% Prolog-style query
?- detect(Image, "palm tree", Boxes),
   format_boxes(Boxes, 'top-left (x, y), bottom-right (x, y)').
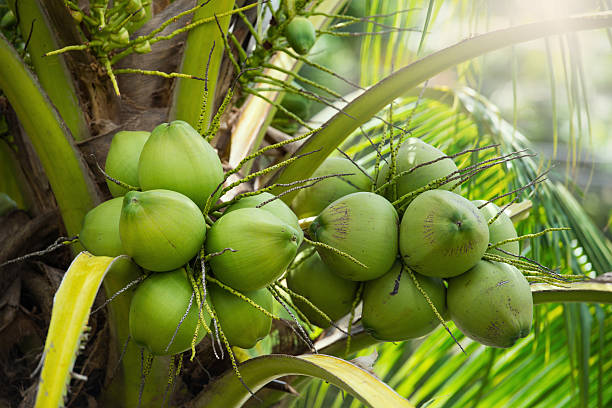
top-left (0, 1), bottom-right (610, 407)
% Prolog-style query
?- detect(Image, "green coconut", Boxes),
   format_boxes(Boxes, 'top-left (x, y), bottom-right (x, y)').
top-left (129, 268), bottom-right (210, 355)
top-left (286, 250), bottom-right (359, 328)
top-left (309, 192), bottom-right (398, 281)
top-left (225, 192), bottom-right (303, 246)
top-left (362, 262), bottom-right (447, 341)
top-left (104, 130), bottom-right (150, 197)
top-left (375, 138), bottom-right (460, 200)
top-left (447, 260), bottom-right (533, 348)
top-left (120, 189), bottom-right (206, 272)
top-left (473, 200), bottom-right (520, 257)
top-left (138, 120), bottom-right (223, 209)
top-left (206, 208), bottom-right (299, 291)
top-left (79, 197), bottom-right (124, 257)
top-left (291, 157), bottom-right (372, 219)
top-left (209, 284), bottom-right (273, 349)
top-left (400, 189), bottom-right (489, 278)
top-left (285, 17), bottom-right (316, 55)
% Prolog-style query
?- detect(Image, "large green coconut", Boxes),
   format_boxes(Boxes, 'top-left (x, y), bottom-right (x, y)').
top-left (129, 268), bottom-right (210, 355)
top-left (473, 200), bottom-right (520, 257)
top-left (292, 157), bottom-right (372, 218)
top-left (138, 120), bottom-right (223, 209)
top-left (209, 284), bottom-right (273, 349)
top-left (309, 192), bottom-right (398, 281)
top-left (375, 138), bottom-right (460, 200)
top-left (285, 17), bottom-right (316, 55)
top-left (206, 208), bottom-right (299, 291)
top-left (79, 197), bottom-right (124, 257)
top-left (400, 189), bottom-right (489, 278)
top-left (120, 189), bottom-right (206, 272)
top-left (362, 262), bottom-right (447, 341)
top-left (225, 192), bottom-right (303, 246)
top-left (104, 130), bottom-right (150, 197)
top-left (286, 250), bottom-right (359, 328)
top-left (447, 260), bottom-right (533, 348)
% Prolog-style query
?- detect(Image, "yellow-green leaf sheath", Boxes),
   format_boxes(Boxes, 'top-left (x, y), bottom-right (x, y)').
top-left (209, 285), bottom-right (273, 349)
top-left (105, 130), bottom-right (150, 197)
top-left (362, 262), bottom-right (446, 341)
top-left (447, 261), bottom-right (533, 348)
top-left (400, 190), bottom-right (489, 278)
top-left (120, 190), bottom-right (206, 271)
top-left (138, 121), bottom-right (223, 209)
top-left (309, 192), bottom-right (398, 281)
top-left (79, 197), bottom-right (124, 257)
top-left (129, 268), bottom-right (210, 355)
top-left (206, 208), bottom-right (299, 291)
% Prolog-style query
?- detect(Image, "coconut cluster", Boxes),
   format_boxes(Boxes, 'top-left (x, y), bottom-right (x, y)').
top-left (79, 121), bottom-right (287, 355)
top-left (288, 138), bottom-right (533, 348)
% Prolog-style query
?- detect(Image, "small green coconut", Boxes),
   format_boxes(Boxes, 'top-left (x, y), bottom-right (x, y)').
top-left (80, 197), bottom-right (124, 257)
top-left (286, 250), bottom-right (359, 328)
top-left (400, 190), bottom-right (489, 278)
top-left (291, 157), bottom-right (372, 219)
top-left (285, 17), bottom-right (316, 55)
top-left (225, 192), bottom-right (303, 246)
top-left (138, 120), bottom-right (223, 209)
top-left (376, 138), bottom-right (460, 200)
top-left (105, 131), bottom-right (150, 197)
top-left (309, 192), bottom-right (399, 281)
top-left (473, 200), bottom-right (520, 257)
top-left (120, 189), bottom-right (206, 272)
top-left (362, 262), bottom-right (447, 341)
top-left (209, 284), bottom-right (273, 349)
top-left (447, 260), bottom-right (533, 348)
top-left (206, 208), bottom-right (299, 291)
top-left (129, 268), bottom-right (210, 355)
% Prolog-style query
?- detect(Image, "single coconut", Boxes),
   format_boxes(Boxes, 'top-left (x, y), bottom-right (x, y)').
top-left (138, 120), bottom-right (223, 209)
top-left (286, 250), bottom-right (359, 328)
top-left (291, 157), bottom-right (372, 218)
top-left (362, 262), bottom-right (447, 341)
top-left (309, 192), bottom-right (398, 281)
top-left (206, 208), bottom-right (299, 291)
top-left (80, 197), bottom-right (124, 257)
top-left (400, 189), bottom-right (489, 278)
top-left (225, 192), bottom-right (303, 246)
top-left (447, 260), bottom-right (533, 348)
top-left (120, 189), bottom-right (206, 272)
top-left (285, 17), bottom-right (316, 55)
top-left (105, 130), bottom-right (150, 197)
top-left (129, 268), bottom-right (210, 355)
top-left (473, 200), bottom-right (520, 258)
top-left (376, 138), bottom-right (460, 200)
top-left (209, 284), bottom-right (273, 349)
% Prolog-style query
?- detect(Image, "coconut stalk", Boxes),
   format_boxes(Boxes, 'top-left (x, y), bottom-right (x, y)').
top-left (7, 0), bottom-right (88, 140)
top-left (170, 0), bottom-right (235, 128)
top-left (0, 33), bottom-right (100, 238)
top-left (269, 11), bottom-right (612, 203)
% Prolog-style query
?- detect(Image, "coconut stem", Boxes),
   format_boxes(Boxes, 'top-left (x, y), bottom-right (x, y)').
top-left (195, 44), bottom-right (214, 135)
top-left (268, 286), bottom-right (317, 353)
top-left (344, 283), bottom-right (363, 358)
top-left (275, 283), bottom-right (345, 333)
top-left (206, 275), bottom-right (281, 321)
top-left (303, 238), bottom-right (368, 269)
top-left (405, 266), bottom-right (466, 355)
top-left (164, 291), bottom-right (195, 354)
top-left (0, 235), bottom-right (78, 269)
top-left (489, 227), bottom-right (571, 249)
top-left (270, 284), bottom-right (316, 332)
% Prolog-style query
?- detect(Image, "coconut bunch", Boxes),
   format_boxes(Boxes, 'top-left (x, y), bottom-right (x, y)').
top-left (78, 120), bottom-right (292, 355)
top-left (286, 138), bottom-right (542, 349)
